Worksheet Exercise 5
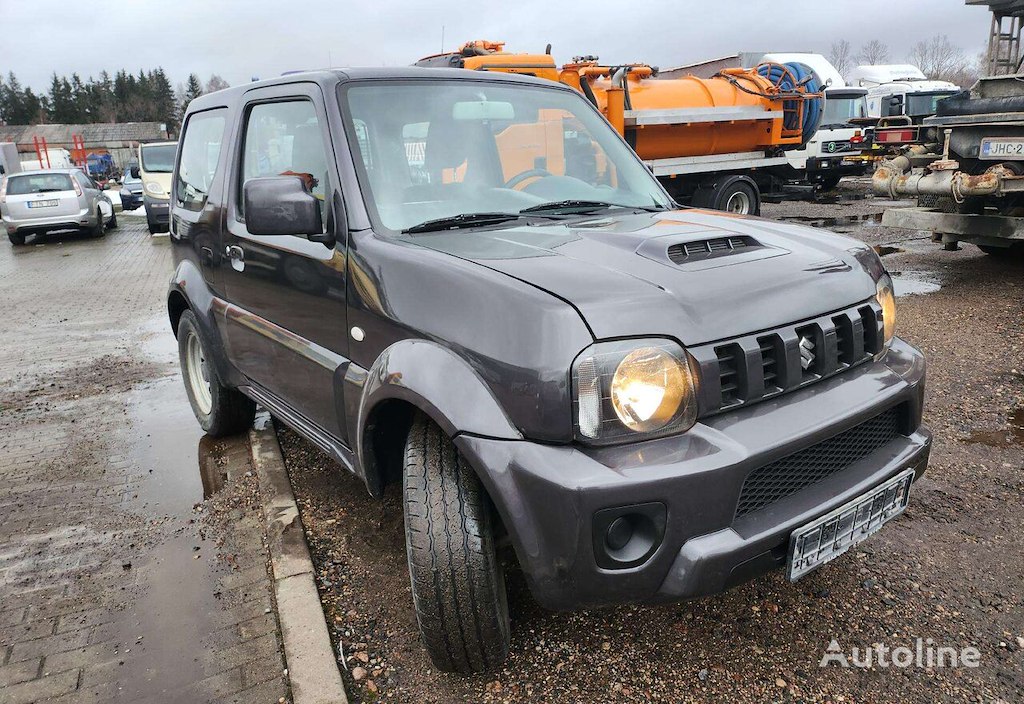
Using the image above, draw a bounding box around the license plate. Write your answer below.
[787,468,915,581]
[27,199,59,208]
[980,137,1024,160]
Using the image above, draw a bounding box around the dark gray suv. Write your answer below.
[168,67,930,673]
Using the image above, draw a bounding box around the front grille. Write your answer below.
[690,301,885,415]
[667,236,758,263]
[735,406,903,518]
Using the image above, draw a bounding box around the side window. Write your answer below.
[240,100,330,227]
[176,109,227,211]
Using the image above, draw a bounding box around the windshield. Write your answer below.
[822,95,867,126]
[140,143,177,173]
[906,91,958,116]
[342,80,671,232]
[6,173,74,195]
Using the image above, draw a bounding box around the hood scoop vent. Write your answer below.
[635,232,787,271]
[667,236,760,264]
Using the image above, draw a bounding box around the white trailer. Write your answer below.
[20,148,72,171]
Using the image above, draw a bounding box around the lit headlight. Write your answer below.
[145,181,165,196]
[874,272,896,348]
[573,339,699,444]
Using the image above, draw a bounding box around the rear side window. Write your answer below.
[239,100,330,225]
[7,173,74,195]
[176,110,227,211]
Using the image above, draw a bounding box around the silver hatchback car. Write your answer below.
[1,168,118,245]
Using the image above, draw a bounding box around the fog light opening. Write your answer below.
[592,502,667,570]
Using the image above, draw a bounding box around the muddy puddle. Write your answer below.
[964,407,1024,448]
[101,318,256,701]
[891,270,942,296]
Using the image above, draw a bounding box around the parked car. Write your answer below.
[1,168,117,245]
[119,166,144,211]
[169,68,931,674]
[136,141,177,233]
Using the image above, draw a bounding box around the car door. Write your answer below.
[221,83,350,440]
[170,107,230,288]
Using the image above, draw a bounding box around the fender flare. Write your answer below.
[167,259,241,388]
[354,339,522,490]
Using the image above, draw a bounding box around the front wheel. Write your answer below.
[107,209,118,230]
[177,310,255,436]
[403,414,510,674]
[820,175,842,191]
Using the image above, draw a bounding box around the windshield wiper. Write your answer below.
[520,200,668,215]
[402,212,522,234]
[520,199,619,215]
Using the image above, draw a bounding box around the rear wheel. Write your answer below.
[403,414,510,674]
[89,208,105,238]
[693,178,760,216]
[8,232,25,246]
[177,310,255,436]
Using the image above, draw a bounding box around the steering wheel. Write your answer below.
[504,168,553,190]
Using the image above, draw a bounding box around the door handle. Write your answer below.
[225,245,244,261]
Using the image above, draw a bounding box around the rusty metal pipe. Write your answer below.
[873,146,1005,199]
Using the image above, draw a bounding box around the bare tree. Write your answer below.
[908,34,974,86]
[857,40,890,65]
[205,74,230,93]
[829,39,853,77]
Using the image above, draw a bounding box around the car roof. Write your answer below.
[10,168,83,175]
[186,66,574,113]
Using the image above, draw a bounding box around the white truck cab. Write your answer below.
[851,65,960,120]
[757,53,869,189]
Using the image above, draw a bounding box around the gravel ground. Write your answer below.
[280,181,1024,703]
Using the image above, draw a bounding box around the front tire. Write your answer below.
[177,310,255,436]
[403,414,510,674]
[107,209,118,230]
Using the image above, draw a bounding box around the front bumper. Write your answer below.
[457,338,929,610]
[120,191,143,210]
[805,155,868,180]
[143,195,170,224]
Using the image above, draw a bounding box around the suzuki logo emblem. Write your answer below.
[799,335,816,371]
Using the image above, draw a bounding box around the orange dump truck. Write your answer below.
[416,41,824,214]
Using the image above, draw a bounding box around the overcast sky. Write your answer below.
[1,0,991,91]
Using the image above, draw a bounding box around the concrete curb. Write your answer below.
[250,416,348,704]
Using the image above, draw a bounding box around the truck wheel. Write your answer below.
[177,310,256,436]
[403,414,510,674]
[694,178,760,216]
[8,232,25,246]
[820,176,842,191]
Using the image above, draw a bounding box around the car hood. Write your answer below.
[409,209,878,345]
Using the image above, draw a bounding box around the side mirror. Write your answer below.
[130,166,140,179]
[243,176,327,242]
